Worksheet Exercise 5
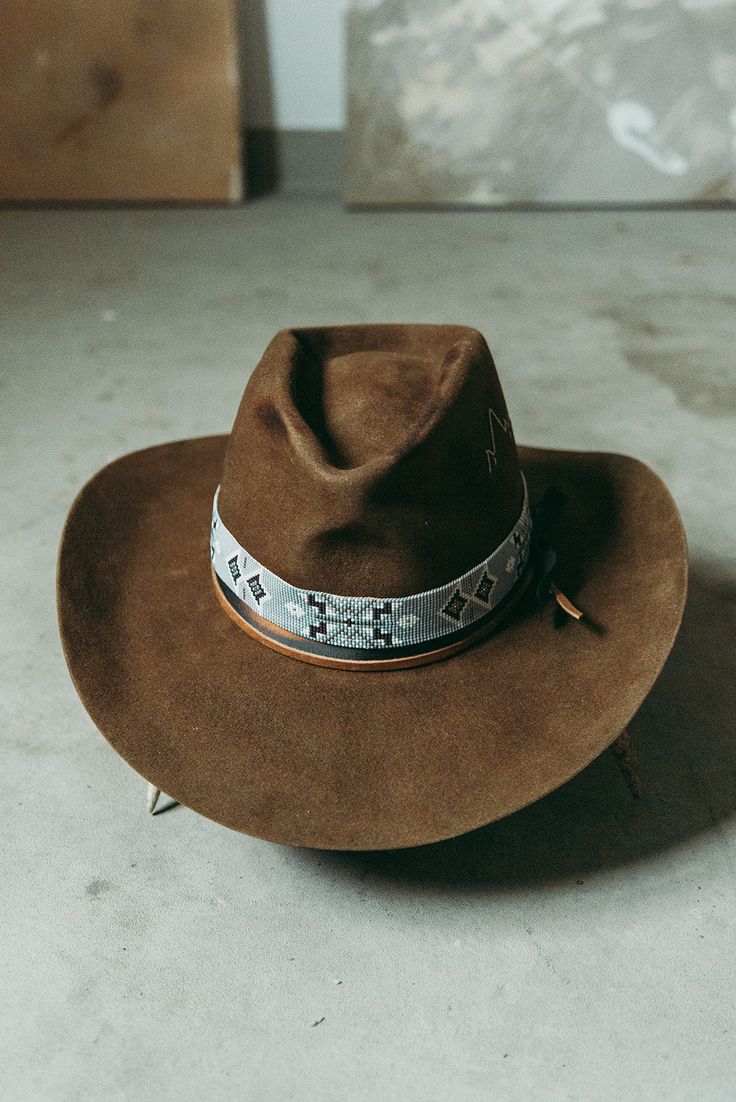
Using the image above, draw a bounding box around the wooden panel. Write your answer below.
[0,0,242,202]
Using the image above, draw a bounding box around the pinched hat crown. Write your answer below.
[217,325,523,600]
[210,325,533,668]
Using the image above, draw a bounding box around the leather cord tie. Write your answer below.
[531,488,584,622]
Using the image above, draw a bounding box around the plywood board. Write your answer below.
[0,0,242,202]
[346,0,736,206]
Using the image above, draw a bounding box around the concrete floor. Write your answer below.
[1,198,735,1102]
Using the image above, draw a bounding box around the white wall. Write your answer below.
[238,0,349,131]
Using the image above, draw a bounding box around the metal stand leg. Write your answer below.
[147,784,162,815]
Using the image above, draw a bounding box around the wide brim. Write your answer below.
[57,437,687,850]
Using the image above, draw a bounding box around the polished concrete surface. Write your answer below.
[2,199,735,1101]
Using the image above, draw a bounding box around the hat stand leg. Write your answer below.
[146,783,179,816]
[611,728,641,798]
[147,784,161,814]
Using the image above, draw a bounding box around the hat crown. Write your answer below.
[218,325,523,597]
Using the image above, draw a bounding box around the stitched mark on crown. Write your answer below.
[485,406,513,473]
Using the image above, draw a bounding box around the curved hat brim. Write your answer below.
[57,437,687,850]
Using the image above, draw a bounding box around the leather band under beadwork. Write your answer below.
[210,480,532,667]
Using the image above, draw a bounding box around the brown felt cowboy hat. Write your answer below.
[58,325,687,849]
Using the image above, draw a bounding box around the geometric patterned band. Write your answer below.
[210,478,532,660]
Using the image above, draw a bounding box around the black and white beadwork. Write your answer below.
[210,480,532,651]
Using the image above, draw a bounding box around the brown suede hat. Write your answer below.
[58,325,687,849]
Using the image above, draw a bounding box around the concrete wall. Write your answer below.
[237,0,349,131]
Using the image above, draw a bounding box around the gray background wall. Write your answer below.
[237,0,348,130]
[236,0,348,194]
